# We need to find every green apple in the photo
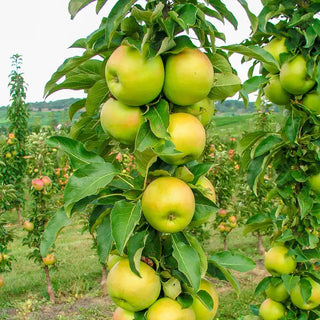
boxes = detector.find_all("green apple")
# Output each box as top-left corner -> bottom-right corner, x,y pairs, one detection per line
174,98 -> 215,126
191,278 -> 219,320
279,55 -> 316,95
263,37 -> 288,74
100,98 -> 144,145
303,92 -> 320,114
160,113 -> 206,165
106,258 -> 161,312
309,172 -> 320,194
264,245 -> 296,276
23,220 -> 34,232
105,45 -> 164,106
265,279 -> 289,302
106,250 -> 126,270
290,277 -> 320,310
164,48 -> 214,106
259,298 -> 286,320
146,297 -> 195,320
112,307 -> 135,320
141,176 -> 195,233
263,74 -> 291,105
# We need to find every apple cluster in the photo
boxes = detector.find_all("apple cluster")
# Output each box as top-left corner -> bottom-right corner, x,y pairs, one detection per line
100,45 -> 220,320
259,245 -> 320,319
31,176 -> 52,192
262,37 -> 318,111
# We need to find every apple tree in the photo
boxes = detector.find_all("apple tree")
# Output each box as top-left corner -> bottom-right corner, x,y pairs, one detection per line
225,0 -> 320,318
41,0 -> 257,317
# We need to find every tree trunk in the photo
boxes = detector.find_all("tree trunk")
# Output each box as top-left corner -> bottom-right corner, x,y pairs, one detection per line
44,265 -> 55,303
223,237 -> 228,251
101,265 -> 108,296
258,232 -> 265,256
17,206 -> 23,225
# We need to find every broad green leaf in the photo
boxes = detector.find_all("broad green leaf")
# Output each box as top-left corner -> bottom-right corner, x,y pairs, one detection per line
196,290 -> 214,311
247,154 -> 268,194
281,274 -> 300,294
88,206 -> 110,233
210,52 -> 232,73
134,147 -> 158,177
207,0 -> 238,29
254,135 -> 283,157
135,122 -> 160,153
208,251 -> 256,272
145,100 -> 170,139
105,0 -> 137,47
85,79 -> 109,116
40,209 -> 71,257
166,35 -> 197,54
284,114 -> 300,143
174,166 -> 194,183
47,136 -> 105,169
237,0 -> 258,33
142,229 -> 161,260
240,76 -> 268,107
207,260 -> 240,296
111,200 -> 142,254
298,187 -> 313,219
255,277 -> 272,296
69,99 -> 86,120
127,229 -> 148,276
68,0 -> 95,19
172,232 -> 201,292
209,72 -> 241,101
97,214 -> 113,264
188,163 -> 213,183
64,162 -> 119,215
175,3 -> 197,30
96,0 -> 108,14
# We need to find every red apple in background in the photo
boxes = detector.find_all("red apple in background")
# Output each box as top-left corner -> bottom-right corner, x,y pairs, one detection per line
218,209 -> 227,218
42,253 -> 56,266
164,48 -> 214,106
105,45 -> 164,106
41,176 -> 52,187
100,98 -> 144,145
32,178 -> 44,191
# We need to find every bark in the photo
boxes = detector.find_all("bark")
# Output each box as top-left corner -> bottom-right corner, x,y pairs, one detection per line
17,206 -> 23,225
223,237 -> 228,251
101,265 -> 108,296
44,265 -> 55,303
258,232 -> 265,256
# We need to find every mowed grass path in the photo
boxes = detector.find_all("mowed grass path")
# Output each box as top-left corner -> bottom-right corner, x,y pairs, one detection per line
0,212 -> 267,320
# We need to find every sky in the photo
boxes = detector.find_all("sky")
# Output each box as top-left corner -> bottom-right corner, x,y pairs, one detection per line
0,0 -> 262,107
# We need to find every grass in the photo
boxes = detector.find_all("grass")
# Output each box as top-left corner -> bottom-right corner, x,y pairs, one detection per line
0,209 -> 268,320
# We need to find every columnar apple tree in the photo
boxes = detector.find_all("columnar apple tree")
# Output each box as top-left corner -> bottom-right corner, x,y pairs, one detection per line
226,1 -> 320,318
41,0 -> 257,317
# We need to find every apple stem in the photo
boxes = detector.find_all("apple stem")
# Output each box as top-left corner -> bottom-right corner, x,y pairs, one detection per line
223,237 -> 228,251
16,205 -> 22,225
101,265 -> 108,296
44,265 -> 55,303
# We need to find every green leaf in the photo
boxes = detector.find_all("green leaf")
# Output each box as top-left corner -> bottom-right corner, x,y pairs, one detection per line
96,0 -> 108,14
166,35 -> 197,54
284,114 -> 300,143
69,99 -> 86,120
238,131 -> 266,155
247,155 -> 268,194
237,0 -> 258,33
210,52 -> 232,73
254,135 -> 283,157
134,147 -> 158,177
97,214 -> 113,264
255,277 -> 272,296
145,100 -> 170,139
188,163 -> 213,183
209,72 -> 241,101
298,187 -> 313,219
207,0 -> 238,29
171,232 -> 201,292
64,162 -> 119,215
88,206 -> 110,233
127,229 -> 148,276
105,0 -> 137,47
111,200 -> 142,254
68,0 -> 95,19
47,136 -> 105,170
240,76 -> 267,107
208,251 -> 256,272
196,290 -> 213,311
40,209 -> 71,257
135,122 -> 160,153
85,79 -> 109,116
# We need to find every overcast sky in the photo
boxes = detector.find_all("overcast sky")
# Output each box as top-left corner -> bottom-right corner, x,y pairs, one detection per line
0,0 -> 262,107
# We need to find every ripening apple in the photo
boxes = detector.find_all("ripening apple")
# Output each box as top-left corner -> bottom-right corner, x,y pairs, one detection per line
23,220 -> 34,232
146,297 -> 195,320
263,37 -> 288,74
106,258 -> 161,312
112,307 -> 135,320
191,278 -> 219,320
100,98 -> 144,145
259,298 -> 286,320
32,178 -> 44,191
265,279 -> 289,302
164,48 -> 214,106
279,55 -> 316,95
42,253 -> 56,266
141,176 -> 195,233
309,172 -> 320,194
0,276 -> 4,288
41,176 -> 52,187
105,45 -> 164,106
303,92 -> 320,114
290,277 -> 320,310
264,245 -> 296,276
218,209 -> 227,218
160,113 -> 206,165
263,74 -> 291,105
174,98 -> 215,126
